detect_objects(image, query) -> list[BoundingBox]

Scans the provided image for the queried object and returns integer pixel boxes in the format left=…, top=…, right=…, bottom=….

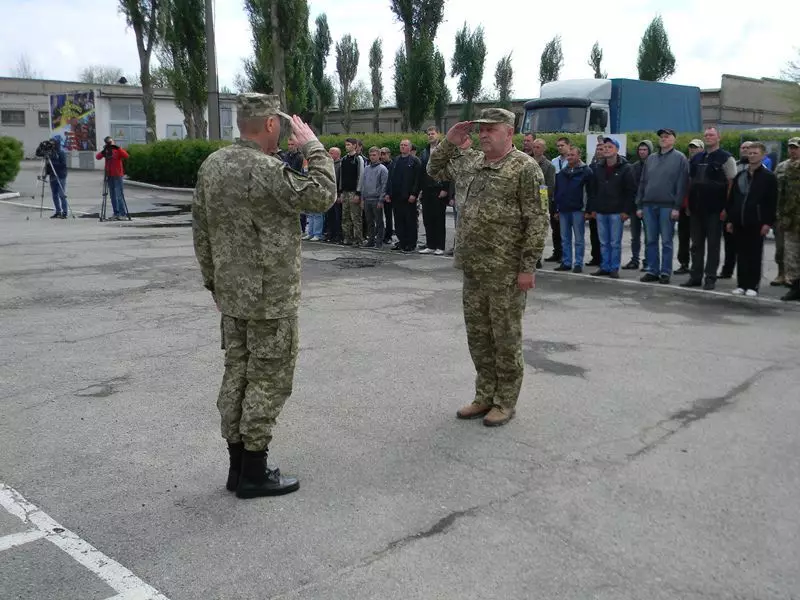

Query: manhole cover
left=333, top=256, right=382, bottom=269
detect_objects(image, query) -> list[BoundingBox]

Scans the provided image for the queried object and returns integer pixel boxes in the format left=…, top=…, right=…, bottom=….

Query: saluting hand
left=290, top=115, right=318, bottom=146
left=446, top=121, right=473, bottom=146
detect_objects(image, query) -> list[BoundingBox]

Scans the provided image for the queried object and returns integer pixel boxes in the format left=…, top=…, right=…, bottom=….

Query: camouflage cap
left=236, top=92, right=292, bottom=121
left=788, top=137, right=800, bottom=147
left=472, top=107, right=515, bottom=128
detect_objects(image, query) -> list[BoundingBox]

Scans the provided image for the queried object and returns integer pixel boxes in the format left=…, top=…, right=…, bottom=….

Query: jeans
left=559, top=211, right=586, bottom=268
left=306, top=213, right=324, bottom=238
left=108, top=176, right=127, bottom=216
left=596, top=213, right=623, bottom=272
left=643, top=205, right=676, bottom=275
left=49, top=176, right=68, bottom=215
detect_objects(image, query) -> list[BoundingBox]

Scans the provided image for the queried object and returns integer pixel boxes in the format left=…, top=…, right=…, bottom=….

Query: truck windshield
left=521, top=106, right=587, bottom=134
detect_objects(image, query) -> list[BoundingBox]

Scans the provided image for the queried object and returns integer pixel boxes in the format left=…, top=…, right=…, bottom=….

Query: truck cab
left=520, top=79, right=612, bottom=135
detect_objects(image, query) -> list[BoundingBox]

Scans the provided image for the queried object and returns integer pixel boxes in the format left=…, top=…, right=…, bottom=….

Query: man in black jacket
left=725, top=142, right=778, bottom=297
left=418, top=127, right=452, bottom=255
left=682, top=127, right=737, bottom=290
left=380, top=147, right=394, bottom=244
left=587, top=138, right=637, bottom=277
left=386, top=139, right=422, bottom=252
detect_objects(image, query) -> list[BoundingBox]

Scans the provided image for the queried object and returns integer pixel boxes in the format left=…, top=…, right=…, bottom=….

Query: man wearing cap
left=682, top=127, right=737, bottom=290
left=427, top=108, right=549, bottom=427
left=636, top=128, right=690, bottom=284
left=776, top=137, right=800, bottom=301
left=192, top=93, right=336, bottom=498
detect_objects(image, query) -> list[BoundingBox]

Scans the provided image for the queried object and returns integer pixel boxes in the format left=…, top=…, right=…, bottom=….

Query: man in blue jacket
left=45, top=135, right=68, bottom=218
left=554, top=145, right=593, bottom=273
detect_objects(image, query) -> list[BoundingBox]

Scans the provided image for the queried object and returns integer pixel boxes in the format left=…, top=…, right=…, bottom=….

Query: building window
left=1, top=110, right=25, bottom=125
left=38, top=111, right=50, bottom=128
left=220, top=107, right=233, bottom=140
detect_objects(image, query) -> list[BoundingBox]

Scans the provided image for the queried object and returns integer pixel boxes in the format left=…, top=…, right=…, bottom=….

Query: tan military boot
left=770, top=273, right=786, bottom=287
left=483, top=406, right=515, bottom=427
left=456, top=402, right=492, bottom=420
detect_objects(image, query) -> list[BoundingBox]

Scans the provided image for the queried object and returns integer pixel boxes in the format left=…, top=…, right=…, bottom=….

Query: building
left=701, top=74, right=799, bottom=130
left=0, top=77, right=240, bottom=167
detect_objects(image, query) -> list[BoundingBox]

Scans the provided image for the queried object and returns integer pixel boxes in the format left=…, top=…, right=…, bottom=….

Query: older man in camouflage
left=427, top=108, right=549, bottom=427
left=192, top=93, right=336, bottom=498
left=777, top=137, right=800, bottom=302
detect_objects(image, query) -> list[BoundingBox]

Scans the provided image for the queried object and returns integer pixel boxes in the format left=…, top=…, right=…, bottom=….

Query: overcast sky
left=2, top=0, right=798, bottom=102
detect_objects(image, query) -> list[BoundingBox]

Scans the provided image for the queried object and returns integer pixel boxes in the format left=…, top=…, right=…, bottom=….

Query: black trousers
left=677, top=209, right=691, bottom=268
left=393, top=199, right=418, bottom=250
left=733, top=224, right=765, bottom=291
left=421, top=193, right=447, bottom=251
left=383, top=202, right=393, bottom=241
left=689, top=211, right=723, bottom=281
left=589, top=218, right=600, bottom=262
left=324, top=202, right=342, bottom=241
left=722, top=228, right=737, bottom=275
left=550, top=214, right=562, bottom=257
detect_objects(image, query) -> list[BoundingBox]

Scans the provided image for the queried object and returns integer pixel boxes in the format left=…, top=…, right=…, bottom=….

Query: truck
left=519, top=78, right=703, bottom=136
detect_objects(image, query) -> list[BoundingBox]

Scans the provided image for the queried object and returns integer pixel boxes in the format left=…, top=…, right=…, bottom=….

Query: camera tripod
left=99, top=168, right=131, bottom=222
left=36, top=156, right=72, bottom=219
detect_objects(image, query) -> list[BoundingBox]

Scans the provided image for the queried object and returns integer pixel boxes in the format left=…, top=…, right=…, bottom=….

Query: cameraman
left=43, top=136, right=69, bottom=218
left=95, top=136, right=130, bottom=220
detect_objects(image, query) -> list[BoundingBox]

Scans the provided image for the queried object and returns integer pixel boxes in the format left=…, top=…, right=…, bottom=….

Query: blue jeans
left=49, top=176, right=68, bottom=215
left=307, top=213, right=324, bottom=237
left=596, top=213, right=624, bottom=272
left=559, top=211, right=586, bottom=268
left=643, top=205, right=676, bottom=275
left=108, top=176, right=127, bottom=216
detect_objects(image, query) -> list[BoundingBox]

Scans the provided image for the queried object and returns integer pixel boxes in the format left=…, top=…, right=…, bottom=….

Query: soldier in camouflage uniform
left=777, top=137, right=800, bottom=302
left=427, top=108, right=549, bottom=427
left=192, top=93, right=336, bottom=498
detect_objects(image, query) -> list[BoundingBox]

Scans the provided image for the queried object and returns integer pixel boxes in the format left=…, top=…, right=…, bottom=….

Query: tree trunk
left=140, top=60, right=158, bottom=143
left=270, top=0, right=287, bottom=110
left=373, top=110, right=380, bottom=133
left=183, top=114, right=196, bottom=139
left=193, top=105, right=208, bottom=139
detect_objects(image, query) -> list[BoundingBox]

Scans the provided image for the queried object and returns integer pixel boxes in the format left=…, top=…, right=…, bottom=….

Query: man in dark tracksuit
left=725, top=142, right=777, bottom=296
left=386, top=138, right=422, bottom=252
left=419, top=127, right=452, bottom=254
left=380, top=147, right=394, bottom=244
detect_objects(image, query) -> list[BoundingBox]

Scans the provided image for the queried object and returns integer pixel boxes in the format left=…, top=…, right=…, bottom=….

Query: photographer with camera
left=96, top=136, right=130, bottom=220
left=35, top=136, right=69, bottom=219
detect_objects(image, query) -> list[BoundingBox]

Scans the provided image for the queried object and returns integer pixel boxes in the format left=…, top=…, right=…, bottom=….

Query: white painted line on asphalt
left=0, top=198, right=93, bottom=215
left=0, top=483, right=171, bottom=600
left=0, top=528, right=47, bottom=551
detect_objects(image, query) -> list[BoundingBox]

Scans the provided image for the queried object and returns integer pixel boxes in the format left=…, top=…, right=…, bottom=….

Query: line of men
left=521, top=128, right=800, bottom=301
left=284, top=129, right=456, bottom=255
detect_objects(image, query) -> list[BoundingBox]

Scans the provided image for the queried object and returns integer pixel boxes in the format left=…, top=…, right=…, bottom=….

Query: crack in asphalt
left=628, top=364, right=782, bottom=459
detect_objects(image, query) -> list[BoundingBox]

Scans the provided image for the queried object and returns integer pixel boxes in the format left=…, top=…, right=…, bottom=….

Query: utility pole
left=206, top=0, right=221, bottom=140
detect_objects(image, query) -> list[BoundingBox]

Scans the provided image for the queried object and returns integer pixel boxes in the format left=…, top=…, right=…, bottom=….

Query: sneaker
left=301, top=234, right=311, bottom=240
left=659, top=275, right=670, bottom=284
left=309, top=236, right=322, bottom=241
left=622, top=259, right=639, bottom=270
left=50, top=213, right=61, bottom=219
left=572, top=266, right=583, bottom=274
left=744, top=289, right=758, bottom=298
left=591, top=269, right=610, bottom=277
left=433, top=249, right=445, bottom=256
left=732, top=288, right=745, bottom=295
left=418, top=248, right=433, bottom=254
left=640, top=273, right=659, bottom=282
left=609, top=271, right=620, bottom=279
left=770, top=275, right=786, bottom=287
left=703, top=280, right=716, bottom=291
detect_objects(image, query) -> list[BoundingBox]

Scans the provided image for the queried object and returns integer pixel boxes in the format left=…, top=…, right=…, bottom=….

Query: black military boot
left=226, top=442, right=244, bottom=491
left=235, top=448, right=300, bottom=498
left=781, top=281, right=800, bottom=302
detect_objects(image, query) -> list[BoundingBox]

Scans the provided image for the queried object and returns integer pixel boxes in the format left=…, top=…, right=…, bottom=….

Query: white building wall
left=0, top=92, right=55, bottom=158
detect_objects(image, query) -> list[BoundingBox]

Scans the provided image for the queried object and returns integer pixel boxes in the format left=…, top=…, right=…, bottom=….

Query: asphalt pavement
left=0, top=171, right=799, bottom=600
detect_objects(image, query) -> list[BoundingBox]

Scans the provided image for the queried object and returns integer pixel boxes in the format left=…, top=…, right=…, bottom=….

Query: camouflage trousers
left=462, top=275, right=527, bottom=410
left=341, top=192, right=363, bottom=244
left=785, top=231, right=800, bottom=284
left=218, top=315, right=298, bottom=451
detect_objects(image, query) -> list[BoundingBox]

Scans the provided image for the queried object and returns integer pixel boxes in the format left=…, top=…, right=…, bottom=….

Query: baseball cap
left=688, top=138, right=704, bottom=149
left=471, top=107, right=515, bottom=128
left=601, top=137, right=620, bottom=150
left=657, top=128, right=676, bottom=137
left=788, top=137, right=800, bottom=148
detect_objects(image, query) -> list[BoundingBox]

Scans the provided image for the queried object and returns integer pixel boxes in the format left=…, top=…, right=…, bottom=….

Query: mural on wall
left=49, top=91, right=97, bottom=151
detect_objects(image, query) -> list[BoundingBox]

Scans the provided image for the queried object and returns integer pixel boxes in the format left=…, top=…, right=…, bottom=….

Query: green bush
left=123, top=130, right=800, bottom=188
left=0, top=136, right=24, bottom=191
left=126, top=139, right=231, bottom=188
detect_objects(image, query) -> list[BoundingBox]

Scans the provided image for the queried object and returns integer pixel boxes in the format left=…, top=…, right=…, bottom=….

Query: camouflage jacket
left=427, top=138, right=548, bottom=284
left=776, top=158, right=800, bottom=234
left=192, top=138, right=336, bottom=319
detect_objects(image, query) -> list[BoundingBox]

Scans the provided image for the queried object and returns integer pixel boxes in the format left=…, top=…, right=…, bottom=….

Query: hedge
left=125, top=130, right=798, bottom=188
left=0, top=136, right=24, bottom=191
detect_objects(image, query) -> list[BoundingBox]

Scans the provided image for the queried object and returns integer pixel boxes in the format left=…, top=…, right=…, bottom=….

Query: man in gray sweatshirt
left=360, top=146, right=389, bottom=248
left=636, top=128, right=690, bottom=284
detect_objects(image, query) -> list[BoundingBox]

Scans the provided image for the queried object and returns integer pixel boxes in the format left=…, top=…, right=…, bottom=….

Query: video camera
left=100, top=139, right=119, bottom=159
left=34, top=139, right=56, bottom=158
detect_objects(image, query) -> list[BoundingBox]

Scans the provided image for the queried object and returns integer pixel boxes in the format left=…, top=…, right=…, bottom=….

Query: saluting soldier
left=192, top=93, right=336, bottom=498
left=427, top=108, right=550, bottom=427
